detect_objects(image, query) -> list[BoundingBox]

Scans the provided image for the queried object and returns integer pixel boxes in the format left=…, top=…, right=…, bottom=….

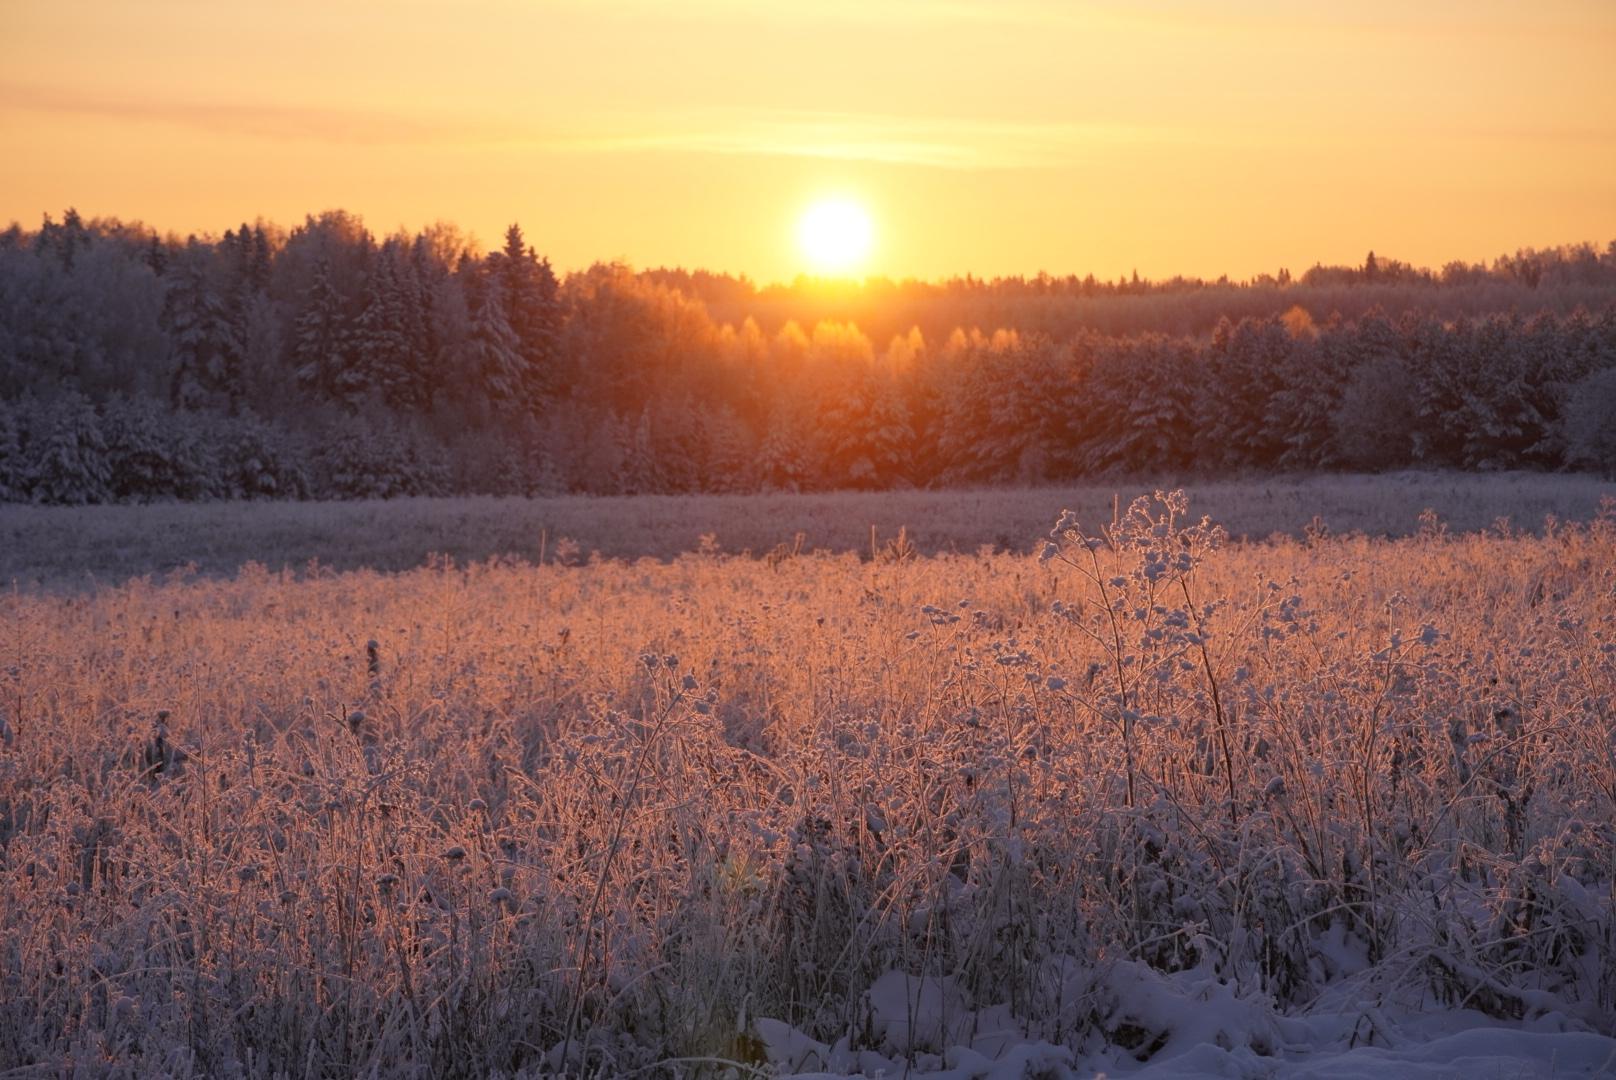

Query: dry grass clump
left=0, top=499, right=1612, bottom=1075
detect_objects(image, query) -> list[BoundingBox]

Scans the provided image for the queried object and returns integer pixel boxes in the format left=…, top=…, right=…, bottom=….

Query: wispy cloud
left=535, top=0, right=1091, bottom=29
left=544, top=110, right=1179, bottom=170
left=1, top=83, right=1177, bottom=169
left=0, top=82, right=474, bottom=146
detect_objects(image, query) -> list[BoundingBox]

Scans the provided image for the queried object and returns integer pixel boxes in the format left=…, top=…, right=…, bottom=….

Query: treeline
left=1, top=209, right=1615, bottom=504
left=658, top=244, right=1616, bottom=344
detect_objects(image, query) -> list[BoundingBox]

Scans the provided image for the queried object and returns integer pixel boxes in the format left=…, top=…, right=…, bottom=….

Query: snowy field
left=2, top=470, right=1613, bottom=588
left=0, top=489, right=1613, bottom=1077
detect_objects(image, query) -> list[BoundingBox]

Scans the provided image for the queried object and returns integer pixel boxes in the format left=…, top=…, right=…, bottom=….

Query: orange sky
left=4, top=0, right=1614, bottom=283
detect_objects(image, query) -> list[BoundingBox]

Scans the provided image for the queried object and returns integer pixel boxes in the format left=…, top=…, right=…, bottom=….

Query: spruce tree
left=23, top=392, right=110, bottom=504
left=494, top=224, right=562, bottom=404
left=161, top=243, right=239, bottom=410
left=353, top=247, right=412, bottom=407
left=464, top=274, right=526, bottom=409
left=619, top=404, right=663, bottom=494
left=292, top=257, right=349, bottom=403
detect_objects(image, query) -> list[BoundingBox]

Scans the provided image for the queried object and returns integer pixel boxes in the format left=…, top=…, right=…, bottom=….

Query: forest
left=2, top=210, right=1615, bottom=504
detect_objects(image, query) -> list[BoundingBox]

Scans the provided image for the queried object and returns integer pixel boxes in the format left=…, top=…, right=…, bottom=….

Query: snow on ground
left=756, top=965, right=1616, bottom=1079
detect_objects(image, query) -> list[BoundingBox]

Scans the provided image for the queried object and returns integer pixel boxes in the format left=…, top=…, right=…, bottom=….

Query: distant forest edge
left=2, top=209, right=1615, bottom=504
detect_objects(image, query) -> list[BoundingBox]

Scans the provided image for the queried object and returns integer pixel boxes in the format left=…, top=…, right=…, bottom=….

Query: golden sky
left=4, top=0, right=1614, bottom=283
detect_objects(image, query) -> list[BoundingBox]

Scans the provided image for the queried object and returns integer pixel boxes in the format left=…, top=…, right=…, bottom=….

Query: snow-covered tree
left=462, top=275, right=527, bottom=409
left=1560, top=367, right=1616, bottom=475
left=490, top=223, right=562, bottom=404
left=618, top=404, right=664, bottom=494
left=100, top=395, right=209, bottom=500
left=1077, top=334, right=1199, bottom=473
left=162, top=242, right=240, bottom=410
left=1267, top=315, right=1351, bottom=469
left=0, top=400, right=22, bottom=501
left=34, top=208, right=89, bottom=272
left=1196, top=316, right=1292, bottom=468
left=310, top=414, right=448, bottom=499
left=1330, top=353, right=1418, bottom=470
left=292, top=257, right=350, bottom=404
left=204, top=410, right=310, bottom=499
left=818, top=365, right=915, bottom=489
left=352, top=246, right=413, bottom=407
left=696, top=403, right=755, bottom=492
left=19, top=392, right=110, bottom=504
left=757, top=395, right=819, bottom=491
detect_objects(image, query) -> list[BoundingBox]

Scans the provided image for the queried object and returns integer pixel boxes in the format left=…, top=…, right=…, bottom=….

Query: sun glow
left=797, top=197, right=874, bottom=275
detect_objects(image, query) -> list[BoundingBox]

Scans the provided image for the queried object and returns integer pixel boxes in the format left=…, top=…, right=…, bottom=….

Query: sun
left=797, top=197, right=873, bottom=275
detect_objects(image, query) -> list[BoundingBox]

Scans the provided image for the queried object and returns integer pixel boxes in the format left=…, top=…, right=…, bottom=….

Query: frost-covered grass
left=0, top=494, right=1613, bottom=1077
left=3, top=470, right=1614, bottom=588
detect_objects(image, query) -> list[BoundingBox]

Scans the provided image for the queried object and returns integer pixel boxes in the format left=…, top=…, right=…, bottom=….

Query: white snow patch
left=755, top=963, right=1616, bottom=1079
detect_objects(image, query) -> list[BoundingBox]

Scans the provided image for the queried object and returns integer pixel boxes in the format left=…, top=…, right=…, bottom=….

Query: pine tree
left=292, top=257, right=350, bottom=403
left=463, top=275, right=526, bottom=409
left=353, top=247, right=413, bottom=407
left=206, top=410, right=309, bottom=499
left=1196, top=316, right=1292, bottom=468
left=817, top=371, right=871, bottom=487
left=572, top=409, right=626, bottom=494
left=1562, top=367, right=1616, bottom=473
left=1077, top=335, right=1197, bottom=473
left=493, top=224, right=562, bottom=404
left=23, top=392, right=111, bottom=504
left=248, top=225, right=272, bottom=291
left=933, top=331, right=1061, bottom=484
left=653, top=396, right=705, bottom=492
left=0, top=401, right=22, bottom=501
left=101, top=395, right=160, bottom=500
left=863, top=372, right=915, bottom=486
left=1401, top=310, right=1469, bottom=464
left=407, top=236, right=450, bottom=405
left=757, top=396, right=817, bottom=491
left=215, top=223, right=277, bottom=412
left=143, top=236, right=168, bottom=277
left=391, top=248, right=433, bottom=409
left=1269, top=317, right=1351, bottom=468
left=161, top=242, right=240, bottom=410
left=697, top=404, right=754, bottom=492
left=933, top=334, right=998, bottom=482
left=35, top=209, right=89, bottom=272
left=618, top=404, right=663, bottom=494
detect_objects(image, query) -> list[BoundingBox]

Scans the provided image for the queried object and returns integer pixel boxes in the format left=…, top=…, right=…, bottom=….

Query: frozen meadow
left=0, top=482, right=1614, bottom=1077
left=3, top=470, right=1614, bottom=587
